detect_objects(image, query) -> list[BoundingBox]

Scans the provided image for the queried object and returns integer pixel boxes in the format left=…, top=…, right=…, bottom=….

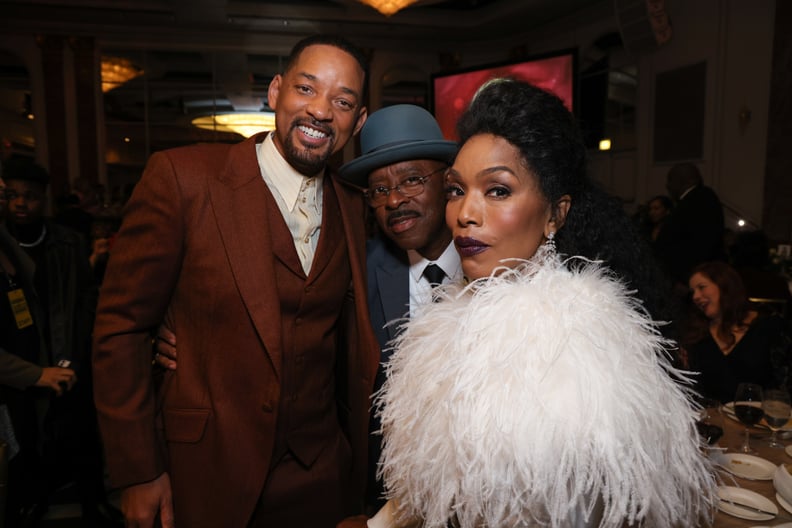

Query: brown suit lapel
left=264, top=191, right=305, bottom=278
left=208, top=133, right=283, bottom=379
left=306, top=176, right=344, bottom=283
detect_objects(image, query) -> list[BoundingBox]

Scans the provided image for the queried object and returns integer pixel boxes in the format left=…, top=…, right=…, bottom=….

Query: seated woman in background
left=363, top=79, right=715, bottom=528
left=683, top=260, right=792, bottom=403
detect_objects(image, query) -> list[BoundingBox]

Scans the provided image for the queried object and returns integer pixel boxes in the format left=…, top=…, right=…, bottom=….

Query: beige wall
left=638, top=0, right=775, bottom=229
left=364, top=1, right=777, bottom=231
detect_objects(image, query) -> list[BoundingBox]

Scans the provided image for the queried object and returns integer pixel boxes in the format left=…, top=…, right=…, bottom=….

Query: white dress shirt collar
left=407, top=242, right=462, bottom=285
left=406, top=242, right=462, bottom=314
left=257, top=131, right=324, bottom=211
left=679, top=184, right=698, bottom=201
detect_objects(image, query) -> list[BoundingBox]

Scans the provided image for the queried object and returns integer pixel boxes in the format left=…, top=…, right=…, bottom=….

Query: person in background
left=69, top=178, right=105, bottom=218
left=646, top=194, right=673, bottom=242
left=92, top=34, right=379, bottom=528
left=1, top=199, right=78, bottom=528
left=1, top=159, right=118, bottom=527
left=654, top=163, right=725, bottom=288
left=54, top=191, right=94, bottom=242
left=357, top=79, right=715, bottom=528
left=338, top=104, right=459, bottom=513
left=682, top=260, right=792, bottom=403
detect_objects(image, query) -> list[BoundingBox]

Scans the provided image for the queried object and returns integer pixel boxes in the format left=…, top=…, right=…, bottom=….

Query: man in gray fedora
left=337, top=104, right=460, bottom=513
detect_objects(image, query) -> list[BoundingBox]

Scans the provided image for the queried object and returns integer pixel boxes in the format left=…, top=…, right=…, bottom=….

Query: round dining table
left=711, top=404, right=792, bottom=527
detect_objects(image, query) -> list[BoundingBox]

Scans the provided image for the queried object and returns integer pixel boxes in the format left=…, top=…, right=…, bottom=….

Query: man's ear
left=353, top=106, right=368, bottom=136
left=546, top=194, right=571, bottom=236
left=267, top=74, right=282, bottom=111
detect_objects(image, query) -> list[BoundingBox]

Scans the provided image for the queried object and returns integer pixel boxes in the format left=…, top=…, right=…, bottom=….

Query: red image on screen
left=432, top=51, right=575, bottom=140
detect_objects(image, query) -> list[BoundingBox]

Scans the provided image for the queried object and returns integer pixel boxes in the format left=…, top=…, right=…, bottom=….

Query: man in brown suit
left=92, top=35, right=379, bottom=528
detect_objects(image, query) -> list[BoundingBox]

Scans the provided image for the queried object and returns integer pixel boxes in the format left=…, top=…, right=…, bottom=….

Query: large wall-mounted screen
left=432, top=50, right=576, bottom=140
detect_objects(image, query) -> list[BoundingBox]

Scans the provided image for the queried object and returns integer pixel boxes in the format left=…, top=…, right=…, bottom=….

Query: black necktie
left=422, top=264, right=446, bottom=287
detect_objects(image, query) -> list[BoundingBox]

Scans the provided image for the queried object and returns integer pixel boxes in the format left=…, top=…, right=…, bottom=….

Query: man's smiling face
left=267, top=44, right=367, bottom=176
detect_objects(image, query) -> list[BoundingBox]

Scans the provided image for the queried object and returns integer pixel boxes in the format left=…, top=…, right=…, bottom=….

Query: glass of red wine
left=734, top=383, right=764, bottom=454
left=696, top=397, right=724, bottom=446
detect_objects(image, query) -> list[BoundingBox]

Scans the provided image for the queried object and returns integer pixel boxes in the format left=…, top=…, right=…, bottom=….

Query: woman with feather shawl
left=366, top=79, right=717, bottom=528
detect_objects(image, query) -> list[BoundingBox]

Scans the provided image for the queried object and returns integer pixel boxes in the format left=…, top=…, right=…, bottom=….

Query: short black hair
left=649, top=194, right=674, bottom=212
left=284, top=34, right=369, bottom=84
left=668, top=162, right=702, bottom=186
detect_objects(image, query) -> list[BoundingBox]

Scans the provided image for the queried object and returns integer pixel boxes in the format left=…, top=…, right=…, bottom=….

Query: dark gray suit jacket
left=365, top=235, right=411, bottom=511
left=366, top=236, right=411, bottom=355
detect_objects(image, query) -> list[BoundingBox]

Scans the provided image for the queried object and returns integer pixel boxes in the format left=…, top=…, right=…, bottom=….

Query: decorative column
left=70, top=36, right=102, bottom=186
left=763, top=2, right=792, bottom=242
left=37, top=34, right=69, bottom=196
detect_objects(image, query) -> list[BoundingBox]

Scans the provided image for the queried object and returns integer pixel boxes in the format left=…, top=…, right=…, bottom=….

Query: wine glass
left=763, top=388, right=792, bottom=449
left=734, top=383, right=764, bottom=454
left=695, top=397, right=724, bottom=446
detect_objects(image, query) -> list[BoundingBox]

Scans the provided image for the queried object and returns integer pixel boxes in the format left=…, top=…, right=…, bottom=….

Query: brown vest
left=266, top=177, right=351, bottom=467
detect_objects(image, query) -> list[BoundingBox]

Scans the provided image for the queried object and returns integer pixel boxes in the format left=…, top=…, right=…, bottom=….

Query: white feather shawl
left=375, top=247, right=717, bottom=528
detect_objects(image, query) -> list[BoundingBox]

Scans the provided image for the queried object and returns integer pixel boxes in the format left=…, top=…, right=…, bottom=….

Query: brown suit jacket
left=92, top=133, right=379, bottom=526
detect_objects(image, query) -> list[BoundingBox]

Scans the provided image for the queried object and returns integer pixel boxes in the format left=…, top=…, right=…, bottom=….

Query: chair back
left=748, top=297, right=790, bottom=319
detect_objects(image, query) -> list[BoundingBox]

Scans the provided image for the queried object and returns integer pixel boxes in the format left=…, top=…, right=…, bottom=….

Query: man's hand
left=89, top=237, right=111, bottom=268
left=153, top=325, right=177, bottom=370
left=35, top=367, right=77, bottom=396
left=122, top=472, right=175, bottom=528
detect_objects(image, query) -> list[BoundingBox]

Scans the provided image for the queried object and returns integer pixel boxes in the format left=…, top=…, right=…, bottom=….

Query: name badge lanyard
left=0, top=261, right=33, bottom=330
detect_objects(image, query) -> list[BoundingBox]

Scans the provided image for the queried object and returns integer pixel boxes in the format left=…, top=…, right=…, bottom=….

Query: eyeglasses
left=364, top=166, right=446, bottom=207
left=4, top=190, right=44, bottom=202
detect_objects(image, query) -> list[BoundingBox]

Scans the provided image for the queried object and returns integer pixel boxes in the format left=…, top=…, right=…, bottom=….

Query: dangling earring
left=544, top=231, right=556, bottom=253
left=532, top=230, right=557, bottom=265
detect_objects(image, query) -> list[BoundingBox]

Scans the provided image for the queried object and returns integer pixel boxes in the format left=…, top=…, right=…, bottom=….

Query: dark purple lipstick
left=454, top=236, right=489, bottom=257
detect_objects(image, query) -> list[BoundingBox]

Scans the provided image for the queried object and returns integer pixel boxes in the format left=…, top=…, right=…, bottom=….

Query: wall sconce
left=192, top=112, right=276, bottom=138
left=101, top=57, right=144, bottom=92
left=738, top=105, right=752, bottom=134
left=357, top=0, right=420, bottom=16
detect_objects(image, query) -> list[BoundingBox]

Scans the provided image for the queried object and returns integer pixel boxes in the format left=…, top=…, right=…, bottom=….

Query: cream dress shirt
left=256, top=132, right=323, bottom=275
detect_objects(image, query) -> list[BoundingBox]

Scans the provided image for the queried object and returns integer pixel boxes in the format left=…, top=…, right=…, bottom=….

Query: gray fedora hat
left=338, top=104, right=458, bottom=188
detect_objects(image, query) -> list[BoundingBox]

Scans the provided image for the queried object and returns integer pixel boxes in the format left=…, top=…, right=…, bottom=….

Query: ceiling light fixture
left=191, top=112, right=276, bottom=138
left=101, top=57, right=143, bottom=92
left=357, top=0, right=420, bottom=16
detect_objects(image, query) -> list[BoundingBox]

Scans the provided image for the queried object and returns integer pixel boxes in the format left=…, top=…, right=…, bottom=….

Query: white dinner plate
left=723, top=402, right=792, bottom=431
left=720, top=453, right=778, bottom=480
left=748, top=524, right=792, bottom=528
left=718, top=486, right=778, bottom=521
left=778, top=493, right=792, bottom=515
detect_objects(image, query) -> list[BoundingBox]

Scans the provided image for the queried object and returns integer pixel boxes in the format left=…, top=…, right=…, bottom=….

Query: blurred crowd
left=0, top=156, right=127, bottom=527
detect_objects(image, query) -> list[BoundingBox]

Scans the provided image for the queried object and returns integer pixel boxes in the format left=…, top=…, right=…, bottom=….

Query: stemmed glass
left=763, top=388, right=792, bottom=449
left=695, top=397, right=724, bottom=446
left=734, top=383, right=764, bottom=454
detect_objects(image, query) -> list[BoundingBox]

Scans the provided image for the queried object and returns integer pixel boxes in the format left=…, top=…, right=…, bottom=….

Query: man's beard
left=282, top=123, right=336, bottom=175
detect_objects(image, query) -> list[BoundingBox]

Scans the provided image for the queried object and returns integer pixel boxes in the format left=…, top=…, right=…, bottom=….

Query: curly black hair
left=456, top=78, right=675, bottom=323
